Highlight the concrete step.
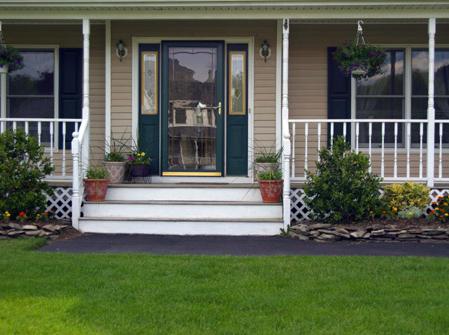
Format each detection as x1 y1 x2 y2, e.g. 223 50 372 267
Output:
106 184 262 202
79 217 283 236
83 200 282 220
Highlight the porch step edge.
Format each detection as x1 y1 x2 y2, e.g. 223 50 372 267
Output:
108 183 259 189
84 200 280 206
80 217 283 223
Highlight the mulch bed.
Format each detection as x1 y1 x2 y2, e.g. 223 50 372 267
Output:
0 221 80 241
289 219 449 243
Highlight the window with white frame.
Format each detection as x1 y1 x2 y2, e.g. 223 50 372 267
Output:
354 47 449 147
6 49 55 119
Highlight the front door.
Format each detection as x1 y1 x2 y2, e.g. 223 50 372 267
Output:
161 41 224 176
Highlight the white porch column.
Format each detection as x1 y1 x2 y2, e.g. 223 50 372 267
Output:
281 18 291 229
427 18 436 187
105 20 111 153
82 18 90 170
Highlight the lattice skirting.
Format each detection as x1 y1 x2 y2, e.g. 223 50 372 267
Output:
290 188 449 223
46 187 73 220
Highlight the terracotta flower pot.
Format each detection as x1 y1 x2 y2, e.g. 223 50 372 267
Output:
84 179 109 202
104 161 126 184
129 164 151 177
258 179 283 203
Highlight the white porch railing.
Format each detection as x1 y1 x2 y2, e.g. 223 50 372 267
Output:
0 117 82 178
289 119 449 184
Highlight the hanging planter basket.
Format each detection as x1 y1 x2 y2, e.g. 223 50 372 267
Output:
0 45 24 74
333 21 386 80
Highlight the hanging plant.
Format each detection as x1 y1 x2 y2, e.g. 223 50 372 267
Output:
0 45 24 73
334 43 386 80
334 20 386 80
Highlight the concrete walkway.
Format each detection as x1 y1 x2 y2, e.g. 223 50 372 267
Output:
41 234 449 257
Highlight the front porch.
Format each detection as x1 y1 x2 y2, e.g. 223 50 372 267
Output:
1 15 448 233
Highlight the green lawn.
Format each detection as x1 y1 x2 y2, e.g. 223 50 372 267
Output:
1 239 449 335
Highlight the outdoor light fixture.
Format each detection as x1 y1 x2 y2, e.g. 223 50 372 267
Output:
116 40 128 61
259 40 271 62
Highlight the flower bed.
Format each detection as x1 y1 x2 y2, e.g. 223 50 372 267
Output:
288 221 449 243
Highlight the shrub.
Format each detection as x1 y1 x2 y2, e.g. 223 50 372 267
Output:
429 195 449 223
0 130 54 218
304 137 384 223
86 166 109 179
383 182 429 218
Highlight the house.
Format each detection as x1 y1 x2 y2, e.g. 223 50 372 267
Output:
0 0 448 235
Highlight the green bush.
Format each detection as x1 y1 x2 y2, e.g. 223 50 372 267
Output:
86 166 109 179
304 137 384 223
383 182 429 218
0 130 54 218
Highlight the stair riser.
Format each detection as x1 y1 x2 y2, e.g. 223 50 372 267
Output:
106 187 262 202
79 220 283 236
83 203 282 220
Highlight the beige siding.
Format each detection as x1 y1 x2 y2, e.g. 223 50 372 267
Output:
3 24 105 170
110 20 278 152
289 23 449 179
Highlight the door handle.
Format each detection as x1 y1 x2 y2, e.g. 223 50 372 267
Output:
217 102 222 116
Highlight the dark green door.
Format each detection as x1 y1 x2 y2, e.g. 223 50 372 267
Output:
161 41 225 176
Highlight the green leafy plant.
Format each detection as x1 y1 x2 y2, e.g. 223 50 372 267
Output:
86 166 109 180
0 45 24 72
257 169 282 181
255 148 282 164
0 130 54 218
304 136 384 223
105 151 125 162
429 195 449 223
383 182 429 217
334 42 386 80
104 134 131 162
398 206 423 220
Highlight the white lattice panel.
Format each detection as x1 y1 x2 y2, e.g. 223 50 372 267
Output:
291 188 449 223
46 187 72 220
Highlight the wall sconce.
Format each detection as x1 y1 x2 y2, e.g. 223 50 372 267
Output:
116 40 128 62
259 40 271 62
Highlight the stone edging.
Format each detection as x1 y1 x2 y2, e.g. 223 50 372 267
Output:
0 222 69 239
288 223 449 242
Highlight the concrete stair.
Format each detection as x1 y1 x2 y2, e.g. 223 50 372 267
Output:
79 183 283 235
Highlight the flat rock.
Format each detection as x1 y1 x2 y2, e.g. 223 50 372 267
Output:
43 224 60 232
371 229 385 236
398 233 416 239
308 223 332 230
7 230 24 237
8 223 22 230
22 224 38 231
350 230 366 239
25 230 41 236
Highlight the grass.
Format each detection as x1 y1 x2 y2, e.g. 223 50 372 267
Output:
1 239 449 334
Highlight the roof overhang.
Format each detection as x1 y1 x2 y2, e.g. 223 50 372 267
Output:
0 1 449 20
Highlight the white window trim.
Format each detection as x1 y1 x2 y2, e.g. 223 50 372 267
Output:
351 43 449 153
3 45 60 150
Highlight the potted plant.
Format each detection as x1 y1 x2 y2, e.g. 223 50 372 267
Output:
334 42 386 80
104 151 126 184
127 150 151 178
0 45 24 74
254 148 281 178
84 166 110 202
257 169 283 203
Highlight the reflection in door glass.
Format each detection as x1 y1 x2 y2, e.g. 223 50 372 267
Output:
167 47 218 172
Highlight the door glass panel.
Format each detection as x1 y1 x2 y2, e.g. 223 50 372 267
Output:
141 51 158 115
167 46 218 171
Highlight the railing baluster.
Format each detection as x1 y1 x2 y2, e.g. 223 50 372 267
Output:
0 121 4 133
330 122 334 148
62 121 67 177
394 122 398 179
439 122 443 179
13 121 17 131
50 121 54 175
304 122 308 178
24 121 29 135
291 123 296 178
381 122 385 178
343 122 347 139
419 122 423 179
368 122 372 173
406 121 411 179
355 122 359 153
317 122 321 163
37 122 42 146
